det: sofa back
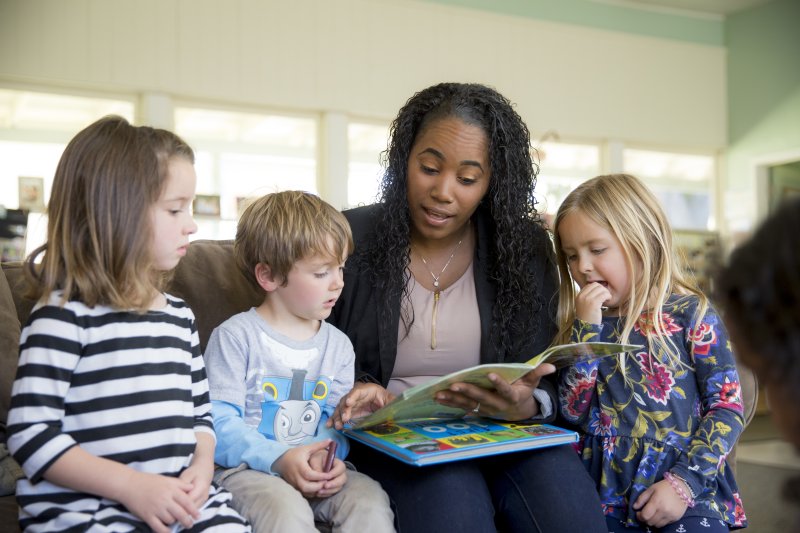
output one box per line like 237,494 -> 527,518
0,239 -> 760,443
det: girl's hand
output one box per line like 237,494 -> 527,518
178,463 -> 212,509
633,479 -> 688,528
118,470 -> 199,533
327,382 -> 396,430
575,282 -> 612,324
435,364 -> 556,421
272,440 -> 331,497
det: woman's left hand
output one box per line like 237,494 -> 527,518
434,363 -> 555,421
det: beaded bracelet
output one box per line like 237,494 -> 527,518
663,471 -> 696,508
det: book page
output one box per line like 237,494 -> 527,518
350,341 -> 641,429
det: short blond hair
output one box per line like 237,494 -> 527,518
234,191 -> 353,290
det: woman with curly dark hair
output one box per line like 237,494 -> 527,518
327,82 -> 605,532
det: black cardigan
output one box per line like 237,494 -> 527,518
328,204 -> 560,415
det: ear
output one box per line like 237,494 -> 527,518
254,263 -> 280,292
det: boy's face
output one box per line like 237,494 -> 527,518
271,251 -> 346,322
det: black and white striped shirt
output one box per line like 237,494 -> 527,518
7,292 -> 224,531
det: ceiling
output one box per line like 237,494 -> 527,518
616,0 -> 773,16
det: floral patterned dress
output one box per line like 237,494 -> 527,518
559,294 -> 747,529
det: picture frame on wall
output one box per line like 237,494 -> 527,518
18,176 -> 45,212
193,194 -> 222,218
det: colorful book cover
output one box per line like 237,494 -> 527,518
349,341 -> 641,429
343,419 -> 579,467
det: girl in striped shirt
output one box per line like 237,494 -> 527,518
7,116 -> 250,532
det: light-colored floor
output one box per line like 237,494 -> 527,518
737,439 -> 800,470
736,414 -> 800,532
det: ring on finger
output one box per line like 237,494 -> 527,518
472,401 -> 481,413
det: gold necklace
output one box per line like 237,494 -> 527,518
416,237 -> 465,289
413,227 -> 469,351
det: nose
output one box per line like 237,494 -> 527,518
431,174 -> 455,203
186,215 -> 198,235
578,254 -> 592,274
330,268 -> 344,291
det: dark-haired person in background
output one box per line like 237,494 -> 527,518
717,196 -> 800,527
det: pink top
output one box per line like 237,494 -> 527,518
388,261 -> 481,396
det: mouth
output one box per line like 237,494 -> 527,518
587,280 -> 608,288
323,298 -> 338,308
422,207 -> 454,225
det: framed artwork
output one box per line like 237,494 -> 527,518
193,195 -> 221,218
18,176 -> 45,212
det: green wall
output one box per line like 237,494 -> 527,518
726,0 -> 800,196
419,0 -> 724,45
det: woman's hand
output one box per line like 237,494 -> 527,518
575,282 -> 611,324
633,479 -> 689,527
434,363 -> 556,421
327,382 -> 396,430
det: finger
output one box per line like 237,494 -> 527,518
633,488 -> 652,509
147,517 -> 170,533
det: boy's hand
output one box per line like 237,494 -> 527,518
118,470 -> 199,533
328,382 -> 396,430
575,282 -> 612,324
272,440 -> 332,497
314,458 -> 348,498
633,479 -> 688,527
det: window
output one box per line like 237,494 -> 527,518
0,88 -> 135,256
347,121 -> 389,208
535,141 -> 601,219
175,106 -> 317,240
623,148 -> 716,230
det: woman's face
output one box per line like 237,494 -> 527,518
406,116 -> 491,243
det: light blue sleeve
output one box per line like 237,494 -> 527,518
212,400 -> 290,475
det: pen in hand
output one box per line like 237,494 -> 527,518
323,441 -> 337,473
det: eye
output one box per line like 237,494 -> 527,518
314,271 -> 328,279
591,248 -> 606,255
421,164 -> 438,175
301,406 -> 318,424
458,176 -> 477,185
565,254 -> 577,262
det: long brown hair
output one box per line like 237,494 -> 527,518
26,115 -> 194,311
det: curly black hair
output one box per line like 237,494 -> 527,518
355,82 -> 546,358
716,196 -> 800,387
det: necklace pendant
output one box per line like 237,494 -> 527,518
433,280 -> 440,288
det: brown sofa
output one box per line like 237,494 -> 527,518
0,239 -> 759,530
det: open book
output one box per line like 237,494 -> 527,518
348,341 -> 641,430
344,419 -> 579,467
342,341 -> 639,466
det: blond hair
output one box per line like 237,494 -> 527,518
26,115 -> 194,311
234,191 -> 353,290
552,174 -> 707,367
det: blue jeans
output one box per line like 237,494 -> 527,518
349,441 -> 606,533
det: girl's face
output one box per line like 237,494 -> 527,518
558,210 -> 632,312
150,157 -> 198,271
406,116 -> 491,245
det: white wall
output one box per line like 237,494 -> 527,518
0,0 -> 726,149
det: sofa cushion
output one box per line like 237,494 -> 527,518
0,266 -> 20,443
168,239 -> 262,353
